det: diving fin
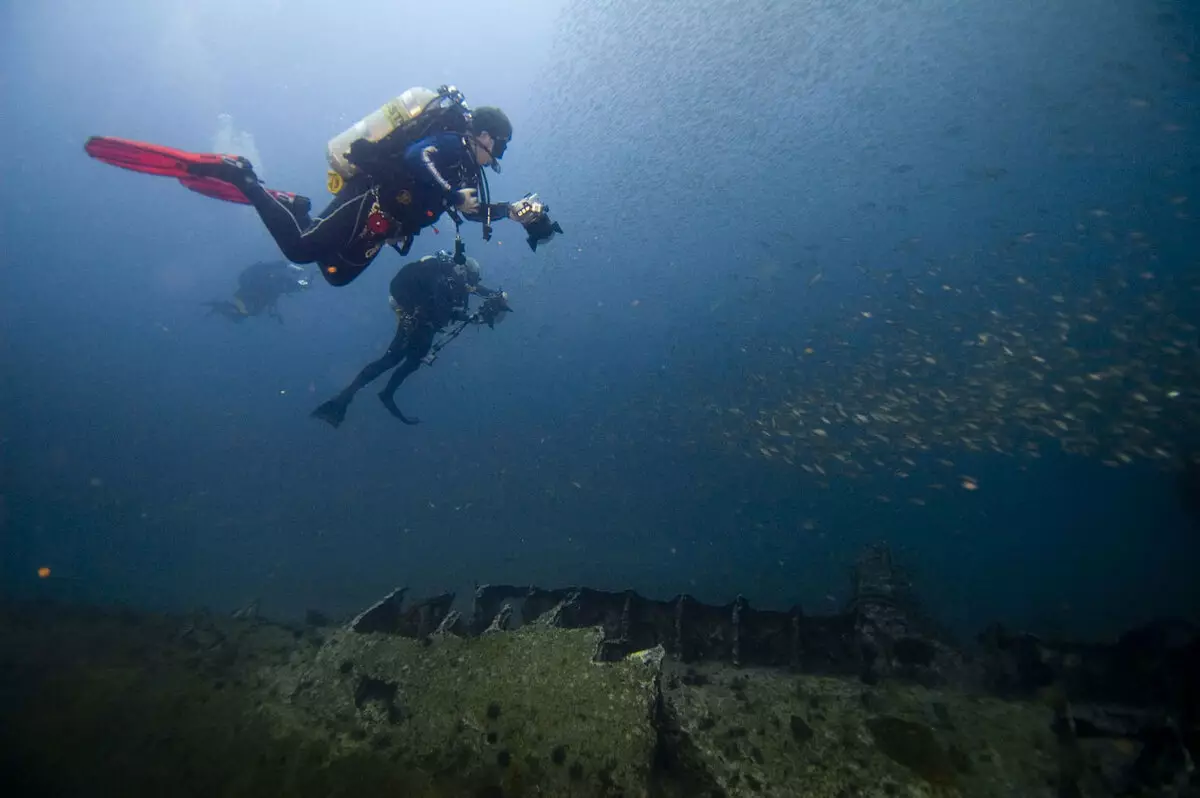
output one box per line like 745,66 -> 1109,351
84,135 -> 303,209
311,398 -> 350,428
84,136 -> 225,178
378,393 -> 421,425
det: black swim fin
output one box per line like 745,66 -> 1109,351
311,398 -> 350,428
378,393 -> 420,425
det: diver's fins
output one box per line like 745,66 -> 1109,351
84,136 -> 225,178
84,135 -> 302,208
311,398 -> 350,429
178,174 -> 253,204
378,393 -> 421,425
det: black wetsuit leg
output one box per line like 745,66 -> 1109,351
310,314 -> 416,428
377,324 -> 436,424
240,177 -> 388,287
338,324 -> 413,401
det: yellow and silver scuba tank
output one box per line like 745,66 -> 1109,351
325,87 -> 441,182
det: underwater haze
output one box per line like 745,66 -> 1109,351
2,0 -> 1199,641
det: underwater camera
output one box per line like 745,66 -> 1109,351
477,292 -> 512,328
509,193 -> 563,251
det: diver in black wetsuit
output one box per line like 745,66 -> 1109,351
311,250 -> 510,428
186,89 -> 562,287
204,260 -> 311,323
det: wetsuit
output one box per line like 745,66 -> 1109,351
205,260 -> 309,322
311,255 -> 502,427
230,133 -> 493,287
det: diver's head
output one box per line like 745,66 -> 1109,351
453,256 -> 481,287
469,106 -> 512,170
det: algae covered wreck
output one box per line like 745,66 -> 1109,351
0,545 -> 1196,797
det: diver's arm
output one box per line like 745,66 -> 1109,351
470,283 -> 506,302
461,203 -> 511,236
418,146 -> 454,193
403,135 -> 466,200
462,202 -> 510,222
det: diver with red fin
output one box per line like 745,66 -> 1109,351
84,86 -> 562,287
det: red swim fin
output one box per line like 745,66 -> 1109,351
178,176 -> 307,210
84,136 -> 231,178
87,135 -> 304,209
177,175 -> 252,204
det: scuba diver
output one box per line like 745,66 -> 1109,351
311,242 -> 511,428
84,86 -> 563,288
204,260 -> 312,323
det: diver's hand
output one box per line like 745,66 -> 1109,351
454,188 -> 480,214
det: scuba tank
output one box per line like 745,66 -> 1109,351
326,87 -> 438,180
328,85 -> 477,195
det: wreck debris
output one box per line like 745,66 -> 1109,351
348,587 -> 406,633
348,588 -> 460,638
0,539 -> 1196,796
850,543 -> 965,685
345,545 -> 951,685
